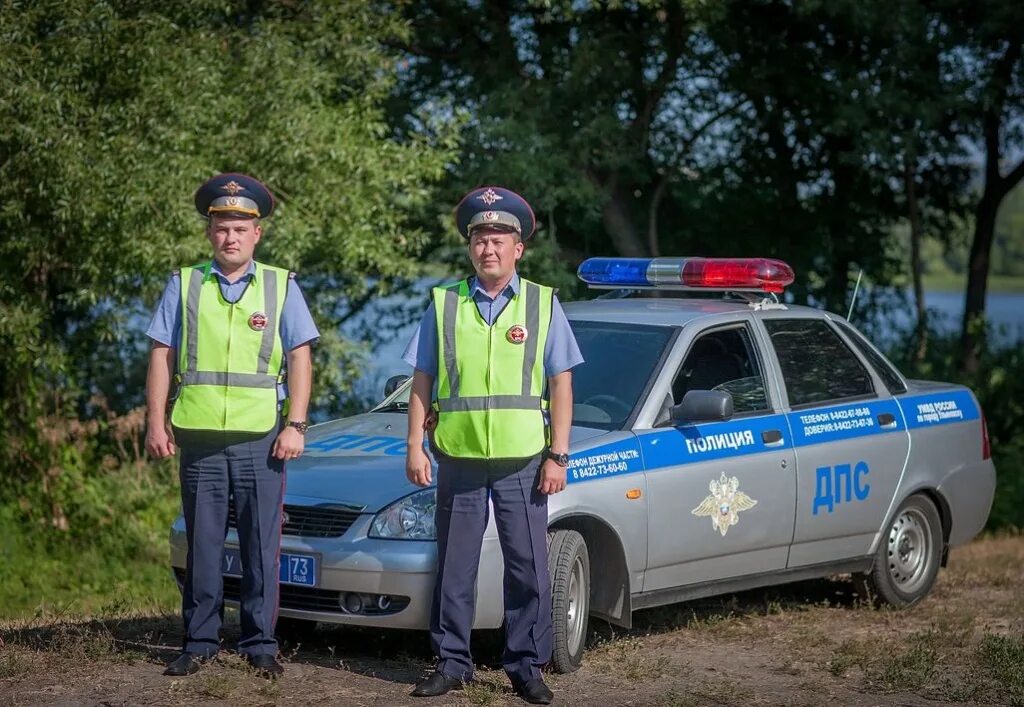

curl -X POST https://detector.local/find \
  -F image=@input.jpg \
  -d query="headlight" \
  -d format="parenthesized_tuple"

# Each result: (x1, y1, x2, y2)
(368, 488, 437, 540)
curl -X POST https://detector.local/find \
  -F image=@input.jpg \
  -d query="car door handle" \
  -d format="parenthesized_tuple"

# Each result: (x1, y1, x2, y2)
(761, 429, 785, 447)
(877, 412, 897, 428)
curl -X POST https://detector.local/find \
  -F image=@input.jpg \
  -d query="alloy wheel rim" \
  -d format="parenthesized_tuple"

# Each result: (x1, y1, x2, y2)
(887, 507, 932, 593)
(566, 556, 587, 652)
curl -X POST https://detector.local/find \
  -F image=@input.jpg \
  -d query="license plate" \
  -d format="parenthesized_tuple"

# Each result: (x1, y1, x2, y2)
(223, 548, 318, 587)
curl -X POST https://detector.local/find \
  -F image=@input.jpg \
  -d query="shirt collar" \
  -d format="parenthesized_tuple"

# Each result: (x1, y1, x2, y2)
(469, 273, 520, 300)
(209, 259, 256, 284)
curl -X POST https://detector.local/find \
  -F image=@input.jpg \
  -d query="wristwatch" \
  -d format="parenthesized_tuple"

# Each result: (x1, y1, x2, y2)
(545, 449, 570, 467)
(286, 420, 309, 434)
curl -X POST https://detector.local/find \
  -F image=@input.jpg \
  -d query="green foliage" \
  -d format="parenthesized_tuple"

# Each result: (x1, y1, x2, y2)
(893, 329, 1024, 529)
(0, 460, 181, 618)
(0, 1, 457, 527)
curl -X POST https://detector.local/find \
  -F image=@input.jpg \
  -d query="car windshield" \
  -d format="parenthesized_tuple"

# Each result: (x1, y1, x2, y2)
(569, 320, 675, 429)
(374, 321, 675, 431)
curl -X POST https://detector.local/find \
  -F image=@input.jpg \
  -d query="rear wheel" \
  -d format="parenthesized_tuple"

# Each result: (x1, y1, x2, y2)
(861, 494, 943, 607)
(548, 530, 590, 673)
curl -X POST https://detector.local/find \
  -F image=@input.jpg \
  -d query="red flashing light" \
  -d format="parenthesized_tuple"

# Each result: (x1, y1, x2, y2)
(680, 258, 795, 294)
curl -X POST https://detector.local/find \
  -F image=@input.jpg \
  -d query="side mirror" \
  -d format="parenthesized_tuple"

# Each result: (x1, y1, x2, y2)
(384, 374, 410, 398)
(671, 390, 733, 423)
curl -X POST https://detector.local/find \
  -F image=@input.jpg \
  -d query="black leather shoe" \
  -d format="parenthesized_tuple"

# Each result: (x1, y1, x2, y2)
(516, 678, 554, 705)
(410, 671, 464, 697)
(246, 653, 284, 678)
(163, 652, 207, 676)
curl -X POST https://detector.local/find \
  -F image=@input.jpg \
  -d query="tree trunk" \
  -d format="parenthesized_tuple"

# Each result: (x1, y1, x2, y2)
(905, 155, 928, 362)
(960, 193, 998, 374)
(601, 183, 649, 257)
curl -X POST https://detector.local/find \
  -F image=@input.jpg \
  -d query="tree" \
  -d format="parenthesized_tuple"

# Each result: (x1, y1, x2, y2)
(942, 1, 1024, 372)
(0, 0, 455, 513)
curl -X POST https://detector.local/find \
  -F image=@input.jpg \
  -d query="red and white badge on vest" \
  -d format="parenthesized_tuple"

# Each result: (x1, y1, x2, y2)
(248, 312, 268, 331)
(506, 324, 528, 344)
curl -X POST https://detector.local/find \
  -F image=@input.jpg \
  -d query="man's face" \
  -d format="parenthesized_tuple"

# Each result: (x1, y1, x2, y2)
(468, 226, 523, 281)
(206, 216, 262, 270)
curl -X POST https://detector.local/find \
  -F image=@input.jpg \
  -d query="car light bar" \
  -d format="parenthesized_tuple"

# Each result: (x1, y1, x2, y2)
(577, 257, 795, 293)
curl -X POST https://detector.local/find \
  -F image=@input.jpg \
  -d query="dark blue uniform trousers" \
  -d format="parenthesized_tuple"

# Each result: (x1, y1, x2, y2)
(431, 453, 552, 687)
(176, 424, 285, 658)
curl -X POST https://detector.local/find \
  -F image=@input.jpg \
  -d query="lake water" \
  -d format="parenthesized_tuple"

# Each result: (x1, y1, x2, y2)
(350, 288, 1024, 400)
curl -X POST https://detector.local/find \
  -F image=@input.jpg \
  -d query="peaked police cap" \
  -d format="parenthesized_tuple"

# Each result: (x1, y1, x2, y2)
(194, 172, 275, 219)
(455, 186, 536, 241)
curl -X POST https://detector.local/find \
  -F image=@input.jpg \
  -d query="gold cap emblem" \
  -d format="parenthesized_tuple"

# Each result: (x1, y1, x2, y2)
(222, 180, 243, 196)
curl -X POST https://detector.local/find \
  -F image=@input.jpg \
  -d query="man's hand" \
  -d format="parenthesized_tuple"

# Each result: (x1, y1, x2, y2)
(406, 445, 433, 487)
(537, 458, 567, 495)
(146, 422, 177, 459)
(272, 426, 305, 461)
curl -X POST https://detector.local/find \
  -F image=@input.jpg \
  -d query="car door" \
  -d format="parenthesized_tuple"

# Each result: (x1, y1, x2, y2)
(757, 315, 912, 568)
(638, 320, 797, 593)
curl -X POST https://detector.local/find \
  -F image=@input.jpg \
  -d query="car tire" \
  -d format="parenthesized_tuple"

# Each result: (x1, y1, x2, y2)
(274, 616, 318, 643)
(861, 494, 943, 608)
(548, 529, 590, 674)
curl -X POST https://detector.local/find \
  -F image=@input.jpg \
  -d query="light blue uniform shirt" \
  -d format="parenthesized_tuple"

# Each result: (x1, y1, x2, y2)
(402, 273, 584, 378)
(146, 259, 319, 400)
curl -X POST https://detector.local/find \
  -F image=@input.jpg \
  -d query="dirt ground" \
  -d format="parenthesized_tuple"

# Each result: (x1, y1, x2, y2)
(2, 534, 1022, 707)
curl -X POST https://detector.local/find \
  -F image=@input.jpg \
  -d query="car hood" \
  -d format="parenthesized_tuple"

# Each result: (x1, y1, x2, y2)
(289, 411, 612, 512)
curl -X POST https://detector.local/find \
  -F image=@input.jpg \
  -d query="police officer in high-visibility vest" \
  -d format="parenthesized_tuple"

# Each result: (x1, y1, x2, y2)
(404, 187, 583, 705)
(145, 173, 319, 678)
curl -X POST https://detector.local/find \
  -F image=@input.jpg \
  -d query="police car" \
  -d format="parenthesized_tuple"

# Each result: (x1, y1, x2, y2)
(169, 257, 996, 673)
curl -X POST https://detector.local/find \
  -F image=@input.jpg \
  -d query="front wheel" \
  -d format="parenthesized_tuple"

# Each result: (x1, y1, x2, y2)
(861, 494, 943, 607)
(548, 529, 590, 673)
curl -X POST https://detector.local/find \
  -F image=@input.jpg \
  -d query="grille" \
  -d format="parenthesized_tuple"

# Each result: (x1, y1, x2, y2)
(228, 502, 363, 538)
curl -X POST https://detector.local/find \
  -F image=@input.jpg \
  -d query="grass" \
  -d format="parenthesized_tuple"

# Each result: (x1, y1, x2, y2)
(977, 634, 1024, 705)
(921, 272, 1024, 293)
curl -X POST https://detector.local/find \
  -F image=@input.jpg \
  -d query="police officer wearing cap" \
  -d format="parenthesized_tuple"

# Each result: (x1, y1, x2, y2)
(403, 187, 583, 704)
(145, 173, 319, 678)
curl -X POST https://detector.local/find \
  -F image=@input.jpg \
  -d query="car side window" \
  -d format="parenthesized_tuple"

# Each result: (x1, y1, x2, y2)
(764, 318, 875, 407)
(831, 319, 908, 395)
(672, 325, 770, 415)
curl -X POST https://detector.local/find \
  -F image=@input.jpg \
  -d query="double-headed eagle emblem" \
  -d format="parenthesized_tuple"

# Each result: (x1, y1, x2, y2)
(691, 472, 758, 536)
(477, 188, 503, 205)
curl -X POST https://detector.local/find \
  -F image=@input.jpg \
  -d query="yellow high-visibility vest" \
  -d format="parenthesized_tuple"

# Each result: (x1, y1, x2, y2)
(171, 261, 288, 433)
(433, 277, 553, 459)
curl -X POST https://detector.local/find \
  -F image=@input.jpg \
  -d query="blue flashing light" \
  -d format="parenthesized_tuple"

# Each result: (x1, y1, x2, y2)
(577, 258, 653, 287)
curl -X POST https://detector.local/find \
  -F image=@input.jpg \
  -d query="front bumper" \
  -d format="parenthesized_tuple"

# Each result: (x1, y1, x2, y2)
(169, 514, 506, 630)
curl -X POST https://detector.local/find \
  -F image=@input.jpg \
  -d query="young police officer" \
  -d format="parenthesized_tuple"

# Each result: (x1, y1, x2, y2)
(145, 173, 319, 678)
(403, 187, 583, 704)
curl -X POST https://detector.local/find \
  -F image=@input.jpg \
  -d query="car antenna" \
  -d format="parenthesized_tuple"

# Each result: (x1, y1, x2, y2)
(846, 269, 864, 320)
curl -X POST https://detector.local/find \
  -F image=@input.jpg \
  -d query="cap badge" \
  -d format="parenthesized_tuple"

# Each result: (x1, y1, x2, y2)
(478, 188, 503, 206)
(227, 196, 239, 206)
(248, 312, 268, 331)
(483, 211, 499, 221)
(222, 180, 243, 196)
(506, 325, 527, 344)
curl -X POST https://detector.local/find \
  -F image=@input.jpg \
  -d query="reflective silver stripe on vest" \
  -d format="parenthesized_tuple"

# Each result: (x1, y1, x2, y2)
(442, 286, 461, 397)
(257, 268, 278, 375)
(180, 371, 279, 388)
(521, 281, 541, 396)
(184, 267, 205, 374)
(436, 395, 543, 412)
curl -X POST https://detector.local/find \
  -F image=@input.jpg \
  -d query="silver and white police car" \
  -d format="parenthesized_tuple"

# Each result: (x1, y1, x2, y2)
(169, 257, 996, 673)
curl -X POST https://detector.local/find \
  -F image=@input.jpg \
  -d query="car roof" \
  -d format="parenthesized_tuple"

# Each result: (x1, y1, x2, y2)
(563, 295, 822, 327)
